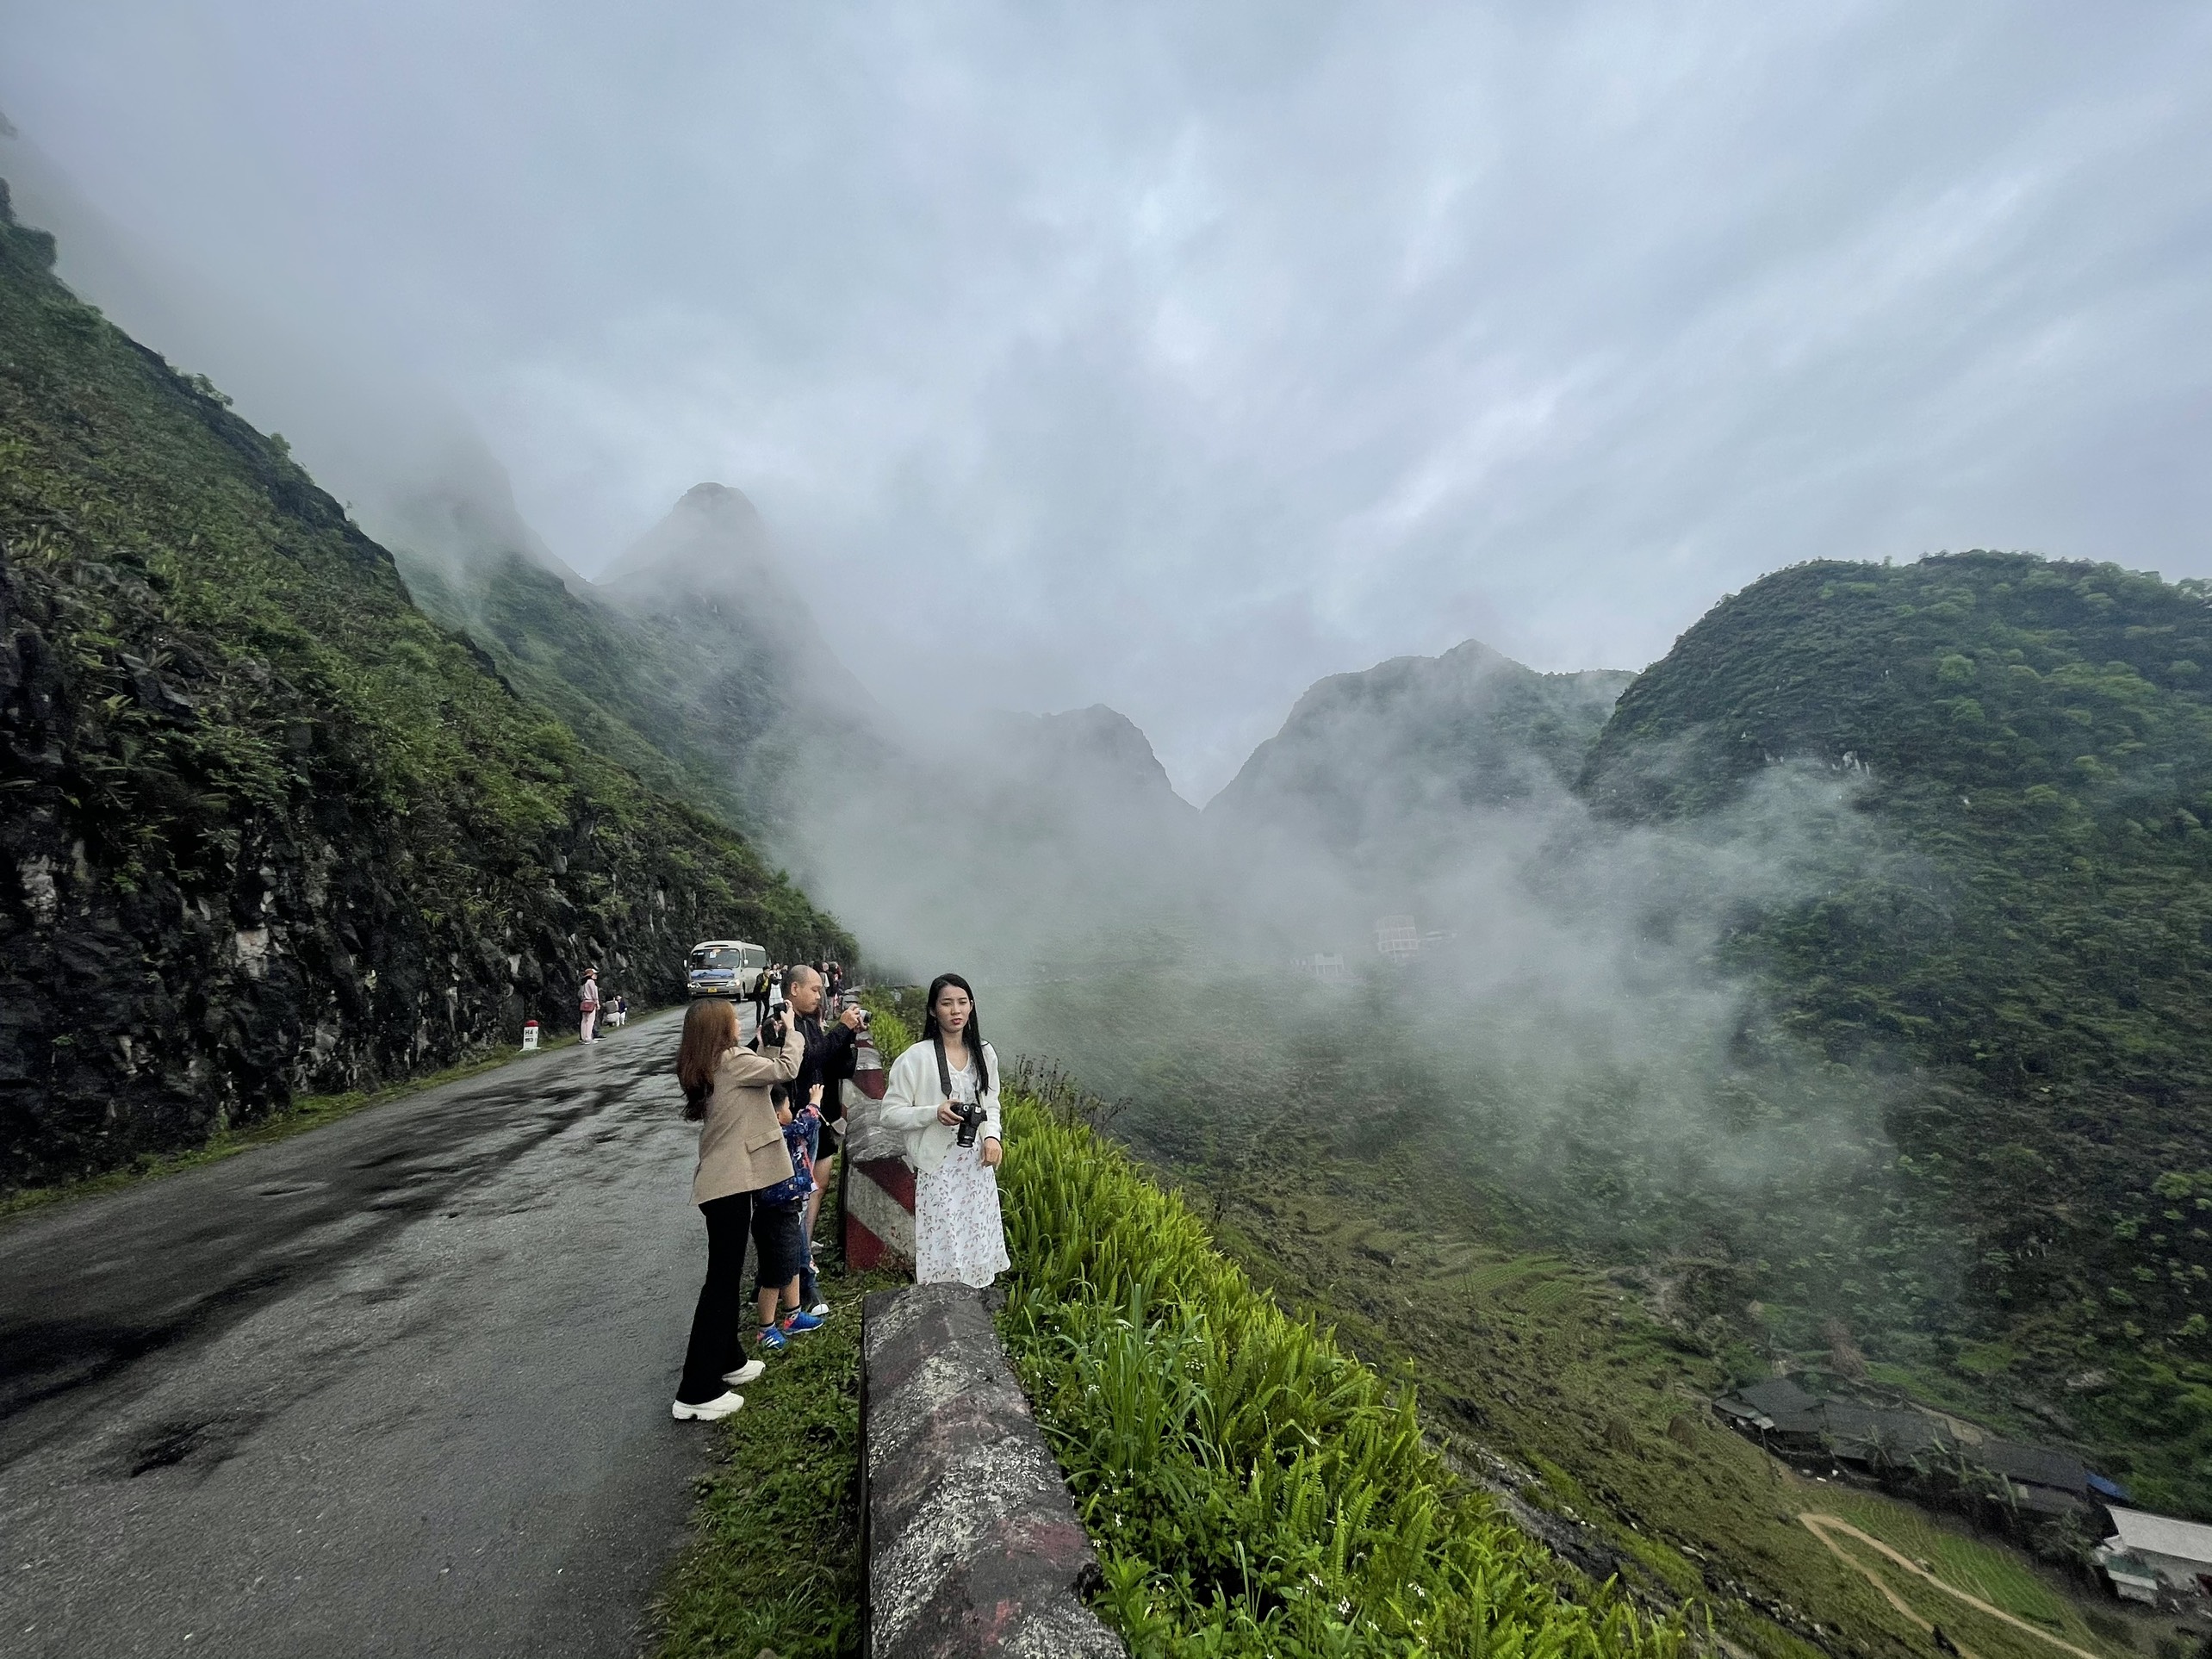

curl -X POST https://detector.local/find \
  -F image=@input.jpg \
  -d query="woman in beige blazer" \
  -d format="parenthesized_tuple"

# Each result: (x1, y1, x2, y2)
(671, 997, 805, 1420)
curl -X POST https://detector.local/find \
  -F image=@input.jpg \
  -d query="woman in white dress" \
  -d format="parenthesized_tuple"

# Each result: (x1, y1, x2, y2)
(878, 972, 1010, 1288)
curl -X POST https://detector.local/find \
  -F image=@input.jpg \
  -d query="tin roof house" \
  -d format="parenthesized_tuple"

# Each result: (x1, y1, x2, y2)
(1978, 1442, 2097, 1521)
(1711, 1377, 1827, 1448)
(1711, 1381, 2107, 1521)
(2102, 1507, 2212, 1602)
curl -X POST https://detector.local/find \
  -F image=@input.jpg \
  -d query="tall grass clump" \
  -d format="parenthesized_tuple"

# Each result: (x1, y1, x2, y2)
(857, 986, 916, 1061)
(996, 1079, 1684, 1659)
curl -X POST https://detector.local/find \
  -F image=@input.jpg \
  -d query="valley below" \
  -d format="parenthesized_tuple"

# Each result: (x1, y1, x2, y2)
(993, 974, 2195, 1659)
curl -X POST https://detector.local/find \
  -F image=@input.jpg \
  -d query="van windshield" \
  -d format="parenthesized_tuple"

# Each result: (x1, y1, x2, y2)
(691, 948, 747, 970)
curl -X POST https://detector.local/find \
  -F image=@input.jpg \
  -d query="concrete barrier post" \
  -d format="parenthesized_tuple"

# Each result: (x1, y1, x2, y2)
(861, 1284, 1122, 1658)
(842, 1038, 916, 1271)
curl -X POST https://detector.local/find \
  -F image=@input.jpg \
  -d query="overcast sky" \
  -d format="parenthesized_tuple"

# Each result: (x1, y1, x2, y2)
(5, 3, 2209, 800)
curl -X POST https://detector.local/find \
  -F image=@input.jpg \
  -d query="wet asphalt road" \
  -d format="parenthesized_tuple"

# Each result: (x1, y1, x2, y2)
(0, 1006, 734, 1658)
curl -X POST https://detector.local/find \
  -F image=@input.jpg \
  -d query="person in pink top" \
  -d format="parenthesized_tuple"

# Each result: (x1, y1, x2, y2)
(579, 968, 601, 1043)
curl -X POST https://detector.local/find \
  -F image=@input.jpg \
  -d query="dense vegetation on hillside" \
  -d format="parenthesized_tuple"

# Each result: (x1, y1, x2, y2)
(1583, 552, 2212, 1511)
(0, 183, 849, 1187)
(397, 540, 765, 836)
(394, 482, 886, 850)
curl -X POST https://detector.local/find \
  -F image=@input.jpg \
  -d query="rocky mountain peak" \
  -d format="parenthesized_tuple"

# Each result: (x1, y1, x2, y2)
(996, 704, 1195, 817)
(601, 482, 774, 591)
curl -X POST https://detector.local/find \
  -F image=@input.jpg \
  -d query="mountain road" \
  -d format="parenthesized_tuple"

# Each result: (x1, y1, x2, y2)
(0, 1004, 736, 1659)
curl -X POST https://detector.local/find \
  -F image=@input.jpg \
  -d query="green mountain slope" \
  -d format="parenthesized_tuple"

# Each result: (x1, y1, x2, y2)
(1584, 550, 2212, 1511)
(594, 482, 888, 842)
(1206, 638, 1631, 858)
(0, 183, 850, 1189)
(392, 519, 762, 835)
(390, 479, 888, 850)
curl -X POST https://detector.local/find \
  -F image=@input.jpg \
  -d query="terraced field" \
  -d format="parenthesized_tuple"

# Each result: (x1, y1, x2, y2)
(1172, 1146, 2147, 1659)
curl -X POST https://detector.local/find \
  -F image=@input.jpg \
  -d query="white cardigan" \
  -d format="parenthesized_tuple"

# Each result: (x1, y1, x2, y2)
(877, 1039, 1002, 1176)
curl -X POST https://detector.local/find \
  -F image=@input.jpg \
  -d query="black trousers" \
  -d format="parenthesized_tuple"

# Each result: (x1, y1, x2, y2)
(676, 1190, 784, 1404)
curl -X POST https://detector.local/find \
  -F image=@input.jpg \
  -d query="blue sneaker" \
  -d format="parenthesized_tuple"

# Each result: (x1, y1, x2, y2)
(756, 1323, 787, 1353)
(779, 1309, 825, 1336)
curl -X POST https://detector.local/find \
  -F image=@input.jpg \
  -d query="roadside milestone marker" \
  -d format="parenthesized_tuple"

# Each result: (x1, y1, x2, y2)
(521, 1020, 539, 1052)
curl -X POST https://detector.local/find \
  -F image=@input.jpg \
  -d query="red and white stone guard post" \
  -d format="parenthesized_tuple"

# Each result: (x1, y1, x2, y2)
(838, 1038, 916, 1271)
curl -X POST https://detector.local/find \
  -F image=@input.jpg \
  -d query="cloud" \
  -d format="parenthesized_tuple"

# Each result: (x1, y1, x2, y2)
(4, 0, 2208, 798)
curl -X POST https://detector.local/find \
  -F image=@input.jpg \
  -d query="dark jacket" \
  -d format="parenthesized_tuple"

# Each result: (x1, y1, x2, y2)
(792, 1010, 858, 1124)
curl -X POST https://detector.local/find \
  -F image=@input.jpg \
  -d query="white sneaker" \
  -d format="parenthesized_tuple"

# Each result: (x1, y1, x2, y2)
(723, 1360, 766, 1386)
(672, 1390, 744, 1421)
(806, 1302, 830, 1319)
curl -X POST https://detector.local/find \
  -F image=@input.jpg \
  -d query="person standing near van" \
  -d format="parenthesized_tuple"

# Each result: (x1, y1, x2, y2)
(579, 969, 601, 1044)
(877, 972, 1008, 1288)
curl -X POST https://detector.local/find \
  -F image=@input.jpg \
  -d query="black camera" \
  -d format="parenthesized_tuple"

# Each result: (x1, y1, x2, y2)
(761, 1010, 788, 1047)
(953, 1097, 987, 1148)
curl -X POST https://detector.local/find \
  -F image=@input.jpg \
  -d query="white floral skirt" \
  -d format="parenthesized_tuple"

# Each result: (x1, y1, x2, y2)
(914, 1140, 1010, 1289)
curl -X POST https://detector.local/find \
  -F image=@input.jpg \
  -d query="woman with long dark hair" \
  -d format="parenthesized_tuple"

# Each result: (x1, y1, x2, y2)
(670, 997, 807, 1420)
(877, 972, 1009, 1287)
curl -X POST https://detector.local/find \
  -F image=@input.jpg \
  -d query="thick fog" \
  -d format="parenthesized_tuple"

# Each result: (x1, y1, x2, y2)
(6, 2, 2211, 799)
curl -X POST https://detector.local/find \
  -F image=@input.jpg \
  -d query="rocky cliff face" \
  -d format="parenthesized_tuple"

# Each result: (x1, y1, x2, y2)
(0, 185, 849, 1189)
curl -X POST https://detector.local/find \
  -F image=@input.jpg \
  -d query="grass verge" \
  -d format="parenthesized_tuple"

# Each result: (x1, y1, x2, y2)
(996, 1084, 1685, 1659)
(650, 1244, 903, 1659)
(0, 1021, 621, 1225)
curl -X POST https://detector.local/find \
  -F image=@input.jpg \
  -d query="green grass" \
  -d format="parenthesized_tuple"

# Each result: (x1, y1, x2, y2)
(650, 1244, 904, 1659)
(996, 1084, 1684, 1659)
(842, 997, 2120, 1659)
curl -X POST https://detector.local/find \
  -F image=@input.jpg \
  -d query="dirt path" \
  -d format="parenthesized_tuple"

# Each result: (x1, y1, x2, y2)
(1799, 1513, 2104, 1659)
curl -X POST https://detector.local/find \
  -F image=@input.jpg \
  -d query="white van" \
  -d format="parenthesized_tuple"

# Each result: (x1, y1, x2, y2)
(687, 939, 767, 1000)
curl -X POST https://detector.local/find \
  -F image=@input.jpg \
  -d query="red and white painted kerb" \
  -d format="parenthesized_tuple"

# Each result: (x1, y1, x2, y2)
(838, 1039, 916, 1271)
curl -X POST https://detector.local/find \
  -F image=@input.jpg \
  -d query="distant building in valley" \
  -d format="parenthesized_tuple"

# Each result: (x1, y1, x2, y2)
(1712, 1376, 2119, 1530)
(1290, 953, 1347, 984)
(1374, 916, 1420, 961)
